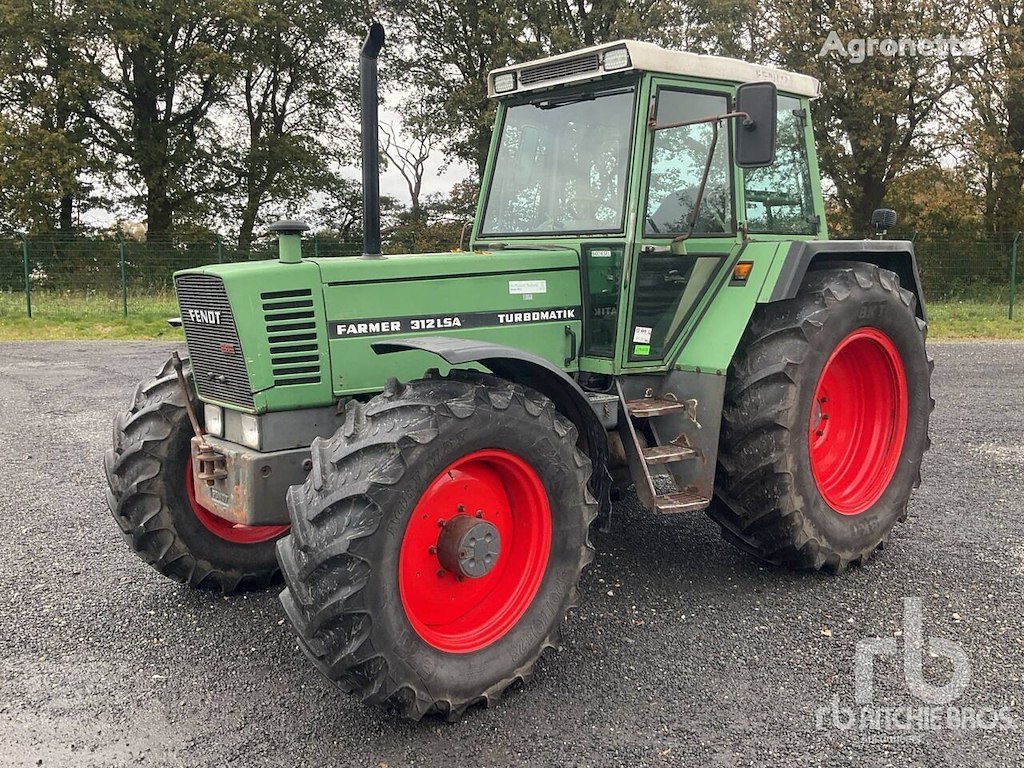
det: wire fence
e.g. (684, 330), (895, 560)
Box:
(0, 233), (460, 319)
(0, 230), (1020, 320)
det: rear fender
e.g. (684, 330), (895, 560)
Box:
(763, 240), (927, 321)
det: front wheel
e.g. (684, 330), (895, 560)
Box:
(104, 357), (288, 592)
(276, 373), (597, 720)
(711, 264), (932, 571)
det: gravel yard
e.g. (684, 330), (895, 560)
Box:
(0, 340), (1021, 767)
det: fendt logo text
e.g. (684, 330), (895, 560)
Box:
(186, 308), (223, 325)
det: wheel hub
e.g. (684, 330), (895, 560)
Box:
(398, 449), (552, 653)
(437, 514), (501, 578)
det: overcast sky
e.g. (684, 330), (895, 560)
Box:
(81, 94), (474, 233)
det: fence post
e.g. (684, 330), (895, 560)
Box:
(216, 234), (224, 264)
(1010, 232), (1021, 321)
(117, 232), (127, 317)
(18, 232), (31, 318)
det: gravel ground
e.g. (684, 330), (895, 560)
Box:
(0, 340), (1021, 767)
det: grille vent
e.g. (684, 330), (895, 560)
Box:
(520, 52), (601, 86)
(175, 274), (254, 408)
(262, 288), (322, 387)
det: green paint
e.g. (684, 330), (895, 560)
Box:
(277, 233), (303, 264)
(173, 66), (832, 416)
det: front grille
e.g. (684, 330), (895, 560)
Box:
(520, 52), (600, 86)
(262, 289), (322, 387)
(175, 274), (254, 408)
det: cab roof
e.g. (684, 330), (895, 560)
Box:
(488, 40), (821, 99)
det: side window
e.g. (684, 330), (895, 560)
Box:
(645, 89), (733, 236)
(744, 95), (817, 234)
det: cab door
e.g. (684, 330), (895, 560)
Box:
(622, 83), (744, 367)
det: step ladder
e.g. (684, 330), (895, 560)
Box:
(615, 383), (711, 514)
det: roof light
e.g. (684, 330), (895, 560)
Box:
(493, 72), (517, 94)
(603, 47), (630, 71)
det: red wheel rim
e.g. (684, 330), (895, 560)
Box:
(186, 460), (289, 544)
(809, 328), (908, 515)
(398, 449), (552, 653)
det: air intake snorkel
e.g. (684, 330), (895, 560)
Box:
(360, 23), (385, 259)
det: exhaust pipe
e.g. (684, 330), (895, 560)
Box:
(360, 23), (385, 259)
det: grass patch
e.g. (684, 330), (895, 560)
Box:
(927, 301), (1024, 339)
(0, 291), (184, 341)
(1, 291), (1022, 341)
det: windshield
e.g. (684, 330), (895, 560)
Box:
(480, 86), (636, 237)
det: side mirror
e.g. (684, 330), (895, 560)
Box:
(735, 82), (778, 168)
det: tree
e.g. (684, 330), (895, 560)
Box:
(767, 0), (973, 233)
(80, 0), (244, 239)
(958, 2), (1024, 232)
(379, 102), (440, 219)
(0, 0), (96, 233)
(229, 0), (359, 252)
(381, 1), (541, 176)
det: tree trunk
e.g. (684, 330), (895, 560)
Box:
(851, 175), (887, 235)
(58, 193), (73, 233)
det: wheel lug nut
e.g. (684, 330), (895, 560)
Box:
(457, 504), (465, 512)
(428, 546), (437, 555)
(475, 510), (483, 518)
(436, 569), (445, 578)
(437, 518), (445, 527)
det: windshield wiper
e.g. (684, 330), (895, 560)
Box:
(532, 85), (634, 110)
(475, 242), (578, 252)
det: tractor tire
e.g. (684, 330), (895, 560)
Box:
(711, 263), (932, 571)
(104, 356), (289, 592)
(277, 372), (597, 720)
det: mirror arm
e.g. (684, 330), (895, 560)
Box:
(649, 110), (750, 133)
(671, 119), (721, 250)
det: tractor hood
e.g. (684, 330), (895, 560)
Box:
(310, 247), (579, 284)
(315, 248), (584, 395)
(173, 247), (583, 412)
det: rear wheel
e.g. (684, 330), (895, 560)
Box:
(711, 264), (932, 570)
(104, 357), (288, 592)
(277, 373), (597, 720)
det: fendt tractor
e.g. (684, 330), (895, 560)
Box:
(105, 25), (931, 720)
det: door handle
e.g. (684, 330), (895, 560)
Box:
(564, 325), (578, 366)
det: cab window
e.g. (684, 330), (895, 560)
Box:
(644, 89), (734, 236)
(743, 95), (818, 234)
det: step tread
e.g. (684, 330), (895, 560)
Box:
(654, 491), (710, 514)
(626, 397), (689, 418)
(642, 444), (696, 465)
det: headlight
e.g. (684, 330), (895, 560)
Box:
(204, 404), (224, 437)
(239, 413), (261, 450)
(603, 47), (630, 71)
(493, 72), (516, 94)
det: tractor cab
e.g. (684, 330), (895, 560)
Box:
(478, 41), (825, 374)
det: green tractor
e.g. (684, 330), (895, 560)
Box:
(104, 25), (931, 720)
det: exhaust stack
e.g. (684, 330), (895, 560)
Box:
(360, 23), (385, 259)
